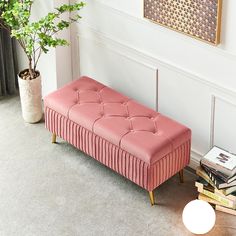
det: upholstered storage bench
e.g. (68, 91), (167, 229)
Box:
(44, 76), (191, 205)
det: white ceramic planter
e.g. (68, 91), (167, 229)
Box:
(18, 74), (43, 123)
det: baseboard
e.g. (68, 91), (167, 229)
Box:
(189, 150), (202, 170)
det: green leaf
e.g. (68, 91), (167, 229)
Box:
(0, 0), (85, 70)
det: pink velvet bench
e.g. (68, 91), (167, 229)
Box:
(44, 76), (191, 205)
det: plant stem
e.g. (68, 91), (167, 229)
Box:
(28, 58), (34, 79)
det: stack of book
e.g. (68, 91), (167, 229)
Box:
(196, 146), (236, 216)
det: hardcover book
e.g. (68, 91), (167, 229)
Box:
(201, 163), (236, 184)
(195, 179), (236, 202)
(216, 205), (236, 216)
(201, 146), (236, 177)
(195, 182), (236, 209)
(196, 166), (236, 195)
(203, 165), (236, 189)
(198, 193), (226, 207)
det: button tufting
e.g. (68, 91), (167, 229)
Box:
(45, 77), (191, 171)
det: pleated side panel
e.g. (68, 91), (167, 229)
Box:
(45, 107), (191, 192)
(45, 107), (150, 190)
(148, 140), (191, 191)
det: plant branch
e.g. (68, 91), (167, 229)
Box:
(18, 39), (28, 55)
(34, 48), (42, 71)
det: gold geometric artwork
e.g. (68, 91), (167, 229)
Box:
(144, 0), (222, 45)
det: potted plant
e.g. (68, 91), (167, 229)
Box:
(0, 0), (85, 123)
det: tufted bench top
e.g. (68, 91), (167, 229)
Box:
(44, 76), (191, 165)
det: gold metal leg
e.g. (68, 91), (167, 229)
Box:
(52, 133), (57, 143)
(179, 169), (184, 183)
(149, 191), (155, 206)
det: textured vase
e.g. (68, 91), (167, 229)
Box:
(18, 74), (43, 123)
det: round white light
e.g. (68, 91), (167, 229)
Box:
(182, 199), (216, 234)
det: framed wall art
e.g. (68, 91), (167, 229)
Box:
(144, 0), (222, 45)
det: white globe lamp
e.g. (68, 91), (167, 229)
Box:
(182, 200), (216, 234)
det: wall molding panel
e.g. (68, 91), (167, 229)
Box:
(78, 0), (236, 91)
(210, 95), (216, 148)
(78, 31), (159, 110)
(210, 94), (236, 153)
(78, 24), (236, 98)
(78, 27), (157, 71)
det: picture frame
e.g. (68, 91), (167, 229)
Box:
(144, 0), (222, 45)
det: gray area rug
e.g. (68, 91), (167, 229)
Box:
(0, 96), (236, 236)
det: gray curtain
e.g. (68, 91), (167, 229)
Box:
(0, 27), (18, 96)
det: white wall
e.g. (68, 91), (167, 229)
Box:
(17, 0), (72, 97)
(76, 0), (236, 168)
